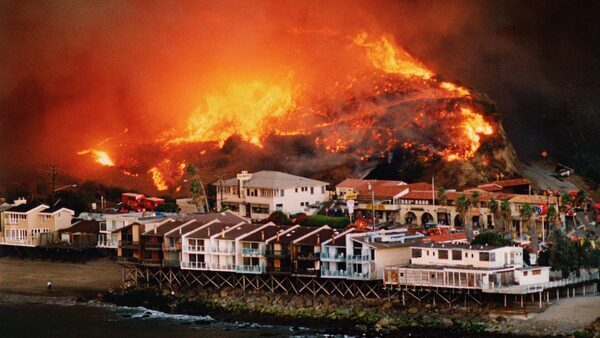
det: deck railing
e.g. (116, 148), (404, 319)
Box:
(320, 252), (346, 261)
(347, 254), (371, 262)
(235, 264), (265, 274)
(211, 246), (235, 254)
(185, 245), (205, 253)
(181, 261), (209, 270)
(320, 268), (351, 278)
(241, 247), (264, 256)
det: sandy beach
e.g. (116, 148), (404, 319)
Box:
(0, 256), (122, 297)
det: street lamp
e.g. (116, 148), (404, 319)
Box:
(368, 180), (376, 230)
(53, 184), (77, 193)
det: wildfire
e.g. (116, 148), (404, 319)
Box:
(353, 32), (433, 79)
(148, 166), (168, 191)
(442, 107), (494, 161)
(77, 149), (115, 167)
(174, 81), (296, 147)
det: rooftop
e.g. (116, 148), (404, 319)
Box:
(268, 226), (315, 245)
(60, 220), (100, 234)
(5, 202), (48, 213)
(239, 224), (292, 242)
(412, 242), (513, 251)
(144, 220), (189, 236)
(219, 171), (328, 189)
(186, 222), (240, 239)
(213, 223), (261, 240)
(295, 227), (336, 246)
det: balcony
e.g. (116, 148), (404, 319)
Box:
(320, 268), (351, 278)
(347, 254), (371, 262)
(320, 252), (346, 261)
(185, 245), (205, 253)
(0, 236), (38, 247)
(165, 242), (182, 251)
(235, 264), (265, 274)
(144, 242), (163, 251)
(347, 271), (373, 280)
(296, 252), (319, 261)
(181, 261), (209, 270)
(119, 240), (139, 249)
(117, 257), (141, 265)
(265, 249), (290, 258)
(211, 263), (235, 271)
(241, 247), (264, 256)
(97, 239), (118, 248)
(211, 246), (235, 255)
(99, 222), (107, 232)
(141, 259), (163, 267)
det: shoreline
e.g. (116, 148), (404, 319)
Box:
(1, 257), (598, 337)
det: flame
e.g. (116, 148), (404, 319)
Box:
(353, 32), (433, 79)
(148, 166), (168, 191)
(77, 149), (115, 167)
(442, 107), (494, 161)
(174, 81), (296, 147)
(439, 81), (470, 96)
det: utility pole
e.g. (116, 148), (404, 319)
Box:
(49, 165), (57, 204)
(368, 180), (376, 230)
(214, 174), (226, 211)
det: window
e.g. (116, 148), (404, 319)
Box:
(321, 186), (325, 194)
(411, 249), (422, 258)
(465, 252), (468, 258)
(523, 271), (528, 276)
(479, 252), (490, 261)
(426, 250), (429, 256)
(280, 190), (285, 197)
(438, 250), (448, 259)
(490, 252), (496, 262)
(452, 250), (462, 260)
(532, 269), (541, 275)
(300, 202), (305, 206)
(310, 187), (314, 194)
(276, 204), (283, 211)
(295, 188), (298, 193)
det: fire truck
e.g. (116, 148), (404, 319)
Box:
(120, 193), (165, 212)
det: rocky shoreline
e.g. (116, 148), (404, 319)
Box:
(100, 286), (599, 337)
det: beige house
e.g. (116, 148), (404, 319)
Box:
(1, 202), (74, 247)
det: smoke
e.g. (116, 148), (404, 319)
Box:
(1, 0), (598, 193)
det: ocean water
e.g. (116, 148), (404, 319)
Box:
(0, 294), (349, 338)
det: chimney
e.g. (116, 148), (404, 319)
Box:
(276, 232), (280, 241)
(208, 227), (211, 237)
(261, 231), (265, 241)
(317, 234), (320, 244)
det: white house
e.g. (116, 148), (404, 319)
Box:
(342, 229), (425, 280)
(98, 213), (168, 248)
(384, 243), (549, 290)
(1, 202), (74, 247)
(215, 170), (329, 220)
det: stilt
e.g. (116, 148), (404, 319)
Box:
(504, 294), (507, 307)
(539, 292), (542, 309)
(520, 294), (523, 308)
(556, 288), (559, 301)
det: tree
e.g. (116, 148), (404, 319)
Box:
(561, 192), (573, 208)
(187, 164), (209, 213)
(267, 211), (291, 225)
(500, 199), (511, 236)
(547, 230), (581, 277)
(520, 203), (539, 252)
(488, 198), (500, 230)
(546, 204), (560, 231)
(437, 187), (448, 206)
(456, 193), (472, 241)
(471, 231), (512, 246)
(470, 190), (481, 228)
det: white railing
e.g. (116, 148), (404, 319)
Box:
(320, 252), (346, 261)
(320, 268), (351, 278)
(212, 263), (235, 271)
(97, 239), (118, 248)
(181, 261), (209, 270)
(482, 271), (600, 294)
(0, 236), (37, 247)
(235, 264), (265, 274)
(211, 246), (235, 254)
(185, 245), (205, 253)
(347, 254), (371, 262)
(241, 247), (264, 256)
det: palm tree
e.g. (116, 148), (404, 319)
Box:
(488, 198), (499, 230)
(500, 198), (511, 236)
(437, 187), (448, 225)
(520, 203), (538, 252)
(187, 164), (210, 213)
(470, 191), (481, 229)
(456, 193), (472, 241)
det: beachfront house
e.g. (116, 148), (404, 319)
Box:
(236, 223), (291, 274)
(1, 202), (74, 247)
(383, 243), (549, 290)
(291, 226), (335, 277)
(320, 228), (356, 278)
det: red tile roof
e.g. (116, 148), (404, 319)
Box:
(478, 178), (531, 189)
(424, 232), (467, 243)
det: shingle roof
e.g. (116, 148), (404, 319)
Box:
(60, 220), (100, 234)
(213, 223), (260, 240)
(6, 203), (48, 213)
(219, 171), (328, 189)
(295, 227), (336, 245)
(40, 206), (75, 215)
(144, 220), (189, 236)
(186, 222), (238, 239)
(268, 226), (314, 245)
(239, 224), (292, 242)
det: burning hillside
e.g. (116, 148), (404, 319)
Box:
(72, 31), (519, 192)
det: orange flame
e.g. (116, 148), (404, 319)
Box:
(77, 149), (115, 167)
(148, 166), (168, 191)
(173, 81), (296, 147)
(353, 32), (433, 79)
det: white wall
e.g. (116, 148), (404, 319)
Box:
(411, 246), (523, 269)
(514, 267), (550, 285)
